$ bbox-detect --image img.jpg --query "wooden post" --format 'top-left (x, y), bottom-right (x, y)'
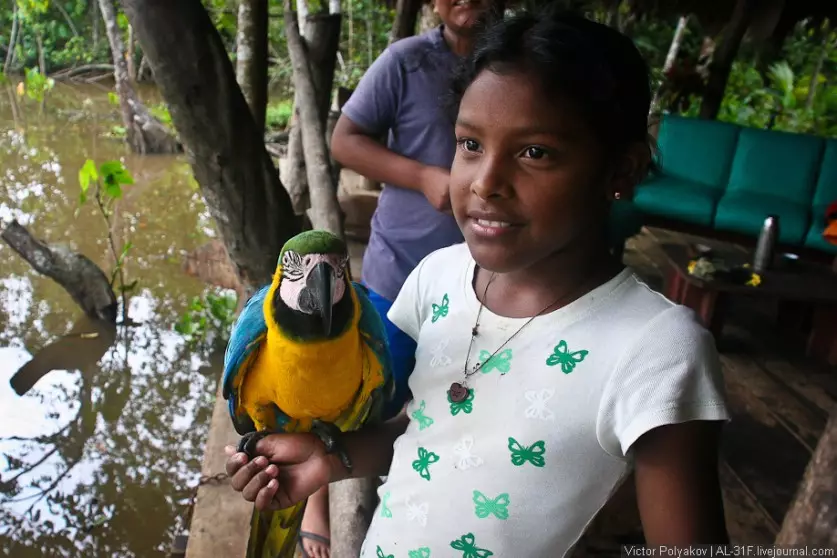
top-left (775, 409), bottom-right (837, 548)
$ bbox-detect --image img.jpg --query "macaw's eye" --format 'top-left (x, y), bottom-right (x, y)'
top-left (282, 250), bottom-right (304, 281)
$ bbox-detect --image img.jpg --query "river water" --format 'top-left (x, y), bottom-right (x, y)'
top-left (0, 82), bottom-right (227, 557)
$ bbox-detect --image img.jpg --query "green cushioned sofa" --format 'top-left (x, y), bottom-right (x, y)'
top-left (625, 113), bottom-right (837, 257)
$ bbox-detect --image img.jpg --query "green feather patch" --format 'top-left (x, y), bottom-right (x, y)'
top-left (278, 230), bottom-right (347, 262)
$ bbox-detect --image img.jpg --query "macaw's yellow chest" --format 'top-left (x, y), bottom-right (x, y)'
top-left (240, 328), bottom-right (366, 429)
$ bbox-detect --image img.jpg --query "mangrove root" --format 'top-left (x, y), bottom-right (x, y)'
top-left (1, 220), bottom-right (118, 323)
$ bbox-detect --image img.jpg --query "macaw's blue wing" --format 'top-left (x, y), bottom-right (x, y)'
top-left (352, 281), bottom-right (396, 423)
top-left (222, 284), bottom-right (270, 435)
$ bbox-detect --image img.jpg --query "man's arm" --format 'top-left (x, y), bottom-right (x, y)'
top-left (633, 420), bottom-right (730, 544)
top-left (331, 115), bottom-right (451, 211)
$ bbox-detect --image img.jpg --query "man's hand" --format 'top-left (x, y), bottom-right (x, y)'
top-left (419, 166), bottom-right (452, 212)
top-left (224, 433), bottom-right (338, 512)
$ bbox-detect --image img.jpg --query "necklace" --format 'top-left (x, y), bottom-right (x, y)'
top-left (447, 272), bottom-right (570, 403)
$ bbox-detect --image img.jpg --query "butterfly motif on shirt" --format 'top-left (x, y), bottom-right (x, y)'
top-left (410, 400), bottom-right (434, 430)
top-left (429, 339), bottom-right (452, 368)
top-left (546, 340), bottom-right (589, 374)
top-left (405, 495), bottom-right (429, 527)
top-left (524, 388), bottom-right (555, 421)
top-left (473, 490), bottom-right (510, 520)
top-left (453, 435), bottom-right (484, 470)
top-left (478, 349), bottom-right (512, 375)
top-left (408, 549), bottom-right (431, 558)
top-left (450, 533), bottom-right (494, 558)
top-left (508, 437), bottom-right (546, 468)
top-left (431, 293), bottom-right (449, 323)
top-left (412, 447), bottom-right (440, 481)
top-left (380, 491), bottom-right (392, 518)
top-left (377, 546), bottom-right (395, 558)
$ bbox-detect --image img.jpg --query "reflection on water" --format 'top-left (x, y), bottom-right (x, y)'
top-left (0, 83), bottom-right (226, 556)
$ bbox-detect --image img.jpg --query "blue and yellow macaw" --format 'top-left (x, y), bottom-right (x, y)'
top-left (222, 230), bottom-right (395, 558)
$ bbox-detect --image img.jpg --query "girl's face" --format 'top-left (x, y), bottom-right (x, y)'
top-left (450, 69), bottom-right (622, 275)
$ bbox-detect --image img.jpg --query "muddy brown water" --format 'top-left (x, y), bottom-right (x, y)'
top-left (0, 82), bottom-right (229, 557)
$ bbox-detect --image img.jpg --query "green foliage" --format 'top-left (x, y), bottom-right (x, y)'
top-left (265, 99), bottom-right (294, 130)
top-left (174, 291), bottom-right (238, 350)
top-left (22, 67), bottom-right (55, 102)
top-left (79, 158), bottom-right (133, 208)
top-left (78, 158), bottom-right (138, 306)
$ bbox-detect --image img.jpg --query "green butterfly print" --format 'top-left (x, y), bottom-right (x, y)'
top-left (409, 548), bottom-right (431, 558)
top-left (508, 436), bottom-right (546, 468)
top-left (473, 490), bottom-right (510, 520)
top-left (447, 388), bottom-right (475, 416)
top-left (478, 349), bottom-right (512, 375)
top-left (376, 546), bottom-right (394, 558)
top-left (412, 446), bottom-right (440, 481)
top-left (431, 293), bottom-right (450, 323)
top-left (450, 533), bottom-right (494, 558)
top-left (411, 400), bottom-right (434, 430)
top-left (546, 340), bottom-right (589, 373)
top-left (380, 491), bottom-right (392, 518)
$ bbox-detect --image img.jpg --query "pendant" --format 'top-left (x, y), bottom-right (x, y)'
top-left (448, 382), bottom-right (469, 403)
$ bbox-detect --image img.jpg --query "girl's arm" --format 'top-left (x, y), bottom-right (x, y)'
top-left (327, 409), bottom-right (410, 482)
top-left (633, 420), bottom-right (730, 545)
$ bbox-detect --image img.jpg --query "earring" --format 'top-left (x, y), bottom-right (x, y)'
top-left (613, 191), bottom-right (622, 200)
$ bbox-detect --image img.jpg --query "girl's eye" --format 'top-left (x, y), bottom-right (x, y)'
top-left (457, 138), bottom-right (481, 153)
top-left (522, 146), bottom-right (548, 160)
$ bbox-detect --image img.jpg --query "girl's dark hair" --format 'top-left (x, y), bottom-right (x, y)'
top-left (448, 4), bottom-right (655, 163)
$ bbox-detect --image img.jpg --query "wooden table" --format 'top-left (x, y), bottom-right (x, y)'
top-left (659, 242), bottom-right (837, 365)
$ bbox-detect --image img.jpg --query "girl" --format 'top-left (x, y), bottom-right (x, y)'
top-left (303, 0), bottom-right (498, 554)
top-left (226, 6), bottom-right (731, 556)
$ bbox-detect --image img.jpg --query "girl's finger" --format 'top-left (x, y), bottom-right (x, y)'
top-left (229, 455), bottom-right (268, 492)
top-left (241, 466), bottom-right (277, 502)
top-left (224, 451), bottom-right (250, 477)
top-left (254, 478), bottom-right (280, 511)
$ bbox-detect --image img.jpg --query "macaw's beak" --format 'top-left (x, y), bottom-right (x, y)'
top-left (307, 261), bottom-right (334, 335)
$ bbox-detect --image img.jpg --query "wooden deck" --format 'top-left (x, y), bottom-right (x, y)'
top-left (573, 227), bottom-right (837, 554)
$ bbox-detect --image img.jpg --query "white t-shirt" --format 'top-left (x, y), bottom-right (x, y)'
top-left (359, 243), bottom-right (730, 558)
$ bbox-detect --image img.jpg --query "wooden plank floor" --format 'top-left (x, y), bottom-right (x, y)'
top-left (572, 227), bottom-right (837, 554)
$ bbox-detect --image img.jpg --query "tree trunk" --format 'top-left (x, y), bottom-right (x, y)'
top-left (35, 30), bottom-right (46, 76)
top-left (650, 15), bottom-right (690, 115)
top-left (699, 0), bottom-right (756, 120)
top-left (285, 0), bottom-right (344, 236)
top-left (137, 54), bottom-right (152, 82)
top-left (121, 0), bottom-right (300, 289)
top-left (775, 409), bottom-right (837, 548)
top-left (4, 1), bottom-right (19, 74)
top-left (127, 24), bottom-right (136, 82)
top-left (329, 477), bottom-right (379, 558)
top-left (806, 20), bottom-right (831, 111)
top-left (91, 0), bottom-right (100, 50)
top-left (100, 0), bottom-right (179, 154)
top-left (235, 0), bottom-right (269, 134)
top-left (390, 0), bottom-right (421, 42)
top-left (418, 2), bottom-right (441, 33)
top-left (285, 13), bottom-right (342, 217)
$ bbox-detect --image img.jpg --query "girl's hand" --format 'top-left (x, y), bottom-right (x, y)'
top-left (224, 433), bottom-right (334, 511)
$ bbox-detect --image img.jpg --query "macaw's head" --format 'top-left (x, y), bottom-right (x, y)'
top-left (272, 230), bottom-right (353, 340)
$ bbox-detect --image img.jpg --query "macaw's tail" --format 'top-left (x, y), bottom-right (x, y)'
top-left (246, 500), bottom-right (307, 558)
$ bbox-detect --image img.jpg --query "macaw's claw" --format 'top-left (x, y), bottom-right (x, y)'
top-left (237, 431), bottom-right (270, 459)
top-left (312, 420), bottom-right (353, 474)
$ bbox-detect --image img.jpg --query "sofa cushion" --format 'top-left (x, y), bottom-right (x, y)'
top-left (633, 175), bottom-right (721, 226)
top-left (726, 127), bottom-right (824, 205)
top-left (655, 114), bottom-right (741, 188)
top-left (714, 192), bottom-right (810, 245)
top-left (804, 215), bottom-right (837, 255)
top-left (811, 138), bottom-right (837, 214)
